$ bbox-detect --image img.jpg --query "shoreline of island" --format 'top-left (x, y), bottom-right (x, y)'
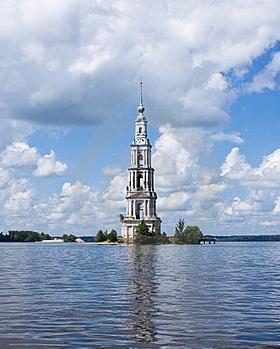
top-left (1, 230), bottom-right (280, 244)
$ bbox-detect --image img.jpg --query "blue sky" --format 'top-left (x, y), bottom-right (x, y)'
top-left (0, 0), bottom-right (280, 235)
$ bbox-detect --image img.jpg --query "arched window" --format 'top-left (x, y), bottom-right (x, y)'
top-left (137, 173), bottom-right (143, 190)
top-left (138, 153), bottom-right (144, 167)
top-left (136, 202), bottom-right (144, 220)
top-left (139, 127), bottom-right (142, 133)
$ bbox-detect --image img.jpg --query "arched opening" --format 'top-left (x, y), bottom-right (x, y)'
top-left (139, 127), bottom-right (142, 133)
top-left (137, 173), bottom-right (143, 190)
top-left (138, 153), bottom-right (144, 167)
top-left (136, 202), bottom-right (144, 220)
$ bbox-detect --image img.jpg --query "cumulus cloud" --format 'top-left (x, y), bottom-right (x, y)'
top-left (103, 164), bottom-right (122, 177)
top-left (158, 192), bottom-right (190, 212)
top-left (33, 150), bottom-right (68, 177)
top-left (0, 142), bottom-right (68, 177)
top-left (217, 148), bottom-right (280, 229)
top-left (1, 1), bottom-right (280, 234)
top-left (0, 142), bottom-right (39, 167)
top-left (0, 116), bottom-right (34, 150)
top-left (221, 147), bottom-right (280, 188)
top-left (148, 126), bottom-right (229, 228)
top-left (247, 51), bottom-right (280, 93)
top-left (221, 147), bottom-right (253, 181)
top-left (34, 181), bottom-right (96, 229)
top-left (210, 132), bottom-right (244, 144)
top-left (0, 168), bottom-right (10, 188)
top-left (152, 125), bottom-right (206, 191)
top-left (4, 178), bottom-right (34, 213)
top-left (273, 197), bottom-right (280, 214)
top-left (0, 1), bottom-right (280, 127)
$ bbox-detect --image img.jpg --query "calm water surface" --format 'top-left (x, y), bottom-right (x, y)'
top-left (0, 242), bottom-right (280, 348)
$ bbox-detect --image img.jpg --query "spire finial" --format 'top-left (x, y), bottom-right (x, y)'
top-left (138, 81), bottom-right (145, 114)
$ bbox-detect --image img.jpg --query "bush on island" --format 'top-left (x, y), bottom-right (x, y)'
top-left (173, 219), bottom-right (203, 244)
top-left (134, 220), bottom-right (169, 244)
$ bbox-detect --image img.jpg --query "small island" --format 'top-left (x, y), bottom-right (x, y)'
top-left (95, 219), bottom-right (203, 245)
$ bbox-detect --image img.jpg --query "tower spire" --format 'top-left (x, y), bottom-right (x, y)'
top-left (138, 81), bottom-right (145, 114)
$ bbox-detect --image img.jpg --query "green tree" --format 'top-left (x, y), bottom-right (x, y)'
top-left (154, 227), bottom-right (161, 236)
top-left (134, 221), bottom-right (168, 244)
top-left (184, 226), bottom-right (203, 244)
top-left (174, 219), bottom-right (186, 239)
top-left (107, 229), bottom-right (118, 242)
top-left (39, 232), bottom-right (52, 241)
top-left (96, 230), bottom-right (107, 242)
top-left (173, 219), bottom-right (203, 244)
top-left (135, 220), bottom-right (150, 236)
top-left (62, 234), bottom-right (77, 242)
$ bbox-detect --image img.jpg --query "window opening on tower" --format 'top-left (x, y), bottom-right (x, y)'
top-left (136, 202), bottom-right (144, 220)
top-left (137, 173), bottom-right (143, 190)
top-left (138, 153), bottom-right (144, 167)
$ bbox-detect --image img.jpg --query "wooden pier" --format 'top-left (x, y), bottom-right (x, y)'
top-left (200, 236), bottom-right (216, 244)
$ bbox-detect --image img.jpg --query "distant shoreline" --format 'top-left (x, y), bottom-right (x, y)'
top-left (1, 236), bottom-right (280, 244)
top-left (215, 235), bottom-right (280, 242)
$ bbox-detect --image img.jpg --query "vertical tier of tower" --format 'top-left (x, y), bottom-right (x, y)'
top-left (121, 83), bottom-right (161, 239)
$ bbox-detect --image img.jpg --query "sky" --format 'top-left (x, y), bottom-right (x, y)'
top-left (1, 0), bottom-right (280, 236)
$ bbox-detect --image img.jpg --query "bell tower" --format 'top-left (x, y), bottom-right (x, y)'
top-left (121, 82), bottom-right (161, 239)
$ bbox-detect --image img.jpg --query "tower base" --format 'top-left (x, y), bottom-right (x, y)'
top-left (121, 217), bottom-right (161, 239)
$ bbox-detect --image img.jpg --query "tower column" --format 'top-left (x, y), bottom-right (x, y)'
top-left (133, 171), bottom-right (136, 190)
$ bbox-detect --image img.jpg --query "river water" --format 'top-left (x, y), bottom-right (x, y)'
top-left (0, 242), bottom-right (279, 348)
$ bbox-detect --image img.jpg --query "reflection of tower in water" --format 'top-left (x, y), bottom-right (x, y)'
top-left (125, 245), bottom-right (158, 344)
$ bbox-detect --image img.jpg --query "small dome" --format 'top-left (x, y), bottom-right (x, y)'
top-left (138, 104), bottom-right (145, 113)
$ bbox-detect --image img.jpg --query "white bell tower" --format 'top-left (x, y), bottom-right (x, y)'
top-left (121, 82), bottom-right (161, 239)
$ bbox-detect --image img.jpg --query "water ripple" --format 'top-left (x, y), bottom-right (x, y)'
top-left (0, 242), bottom-right (280, 348)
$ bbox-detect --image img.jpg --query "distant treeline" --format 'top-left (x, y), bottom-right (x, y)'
top-left (0, 231), bottom-right (52, 242)
top-left (215, 235), bottom-right (280, 242)
top-left (0, 231), bottom-right (77, 242)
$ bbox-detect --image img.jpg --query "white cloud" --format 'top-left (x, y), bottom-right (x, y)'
top-left (152, 125), bottom-right (205, 191)
top-left (247, 51), bottom-right (280, 92)
top-left (4, 178), bottom-right (34, 213)
top-left (0, 1), bottom-right (280, 127)
top-left (34, 181), bottom-right (96, 228)
top-left (273, 197), bottom-right (280, 214)
top-left (0, 1), bottom-right (280, 235)
top-left (0, 115), bottom-right (34, 150)
top-left (210, 132), bottom-right (244, 144)
top-left (221, 147), bottom-right (280, 188)
top-left (158, 192), bottom-right (190, 211)
top-left (0, 142), bottom-right (38, 167)
top-left (69, 45), bottom-right (112, 75)
top-left (33, 150), bottom-right (68, 177)
top-left (0, 168), bottom-right (10, 188)
top-left (103, 164), bottom-right (122, 177)
top-left (206, 73), bottom-right (228, 91)
top-left (221, 147), bottom-right (253, 181)
top-left (0, 142), bottom-right (68, 177)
